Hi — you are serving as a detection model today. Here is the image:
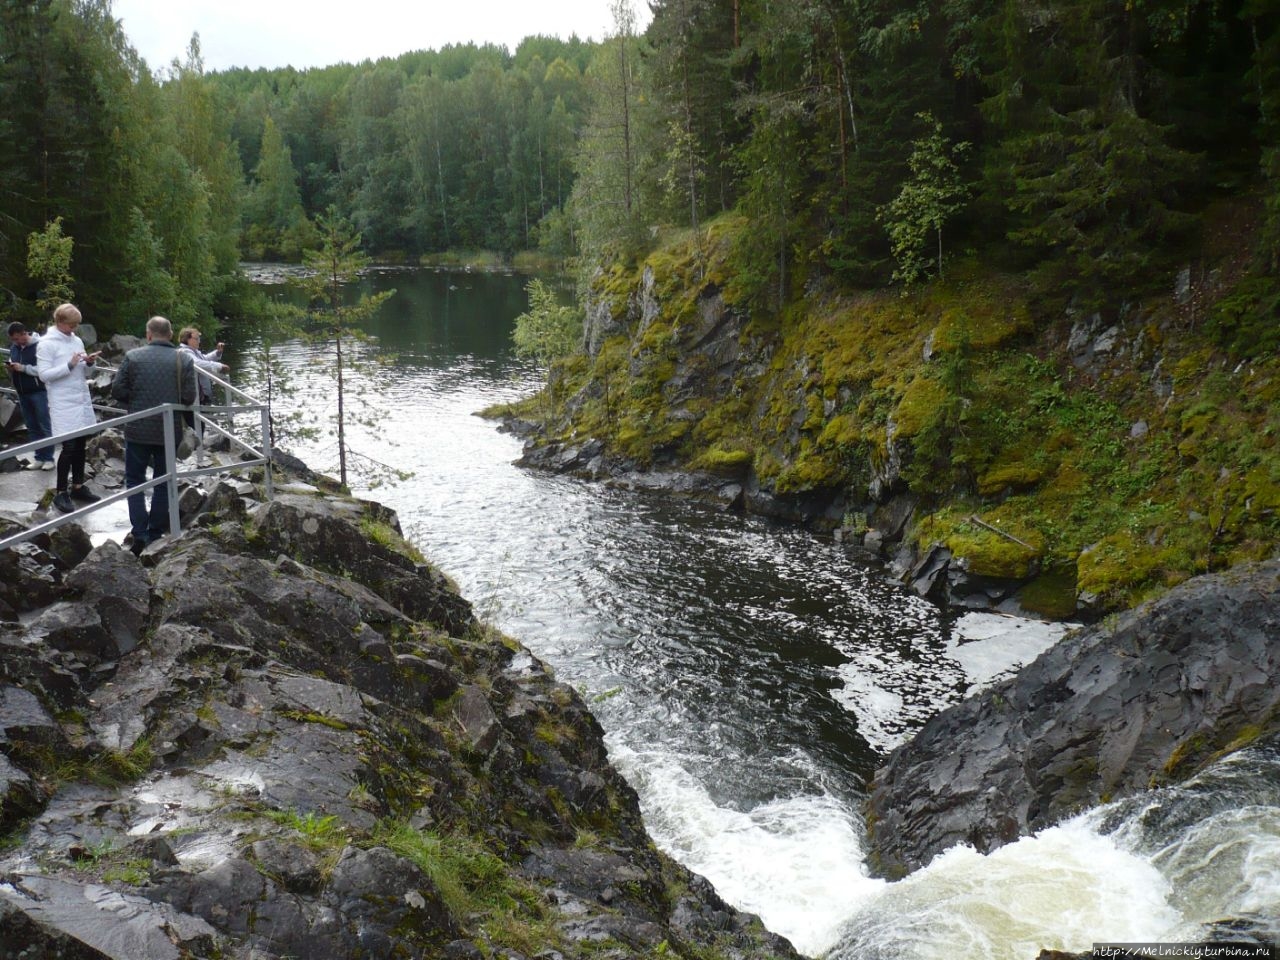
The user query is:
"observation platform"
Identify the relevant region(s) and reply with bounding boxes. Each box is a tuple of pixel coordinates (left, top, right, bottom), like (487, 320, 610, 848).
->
(0, 457, 131, 547)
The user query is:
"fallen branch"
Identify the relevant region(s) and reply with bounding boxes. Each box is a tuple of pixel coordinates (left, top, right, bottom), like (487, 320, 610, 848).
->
(969, 514, 1036, 551)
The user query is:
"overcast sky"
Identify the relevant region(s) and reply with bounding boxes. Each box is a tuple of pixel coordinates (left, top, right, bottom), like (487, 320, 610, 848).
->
(112, 0, 649, 73)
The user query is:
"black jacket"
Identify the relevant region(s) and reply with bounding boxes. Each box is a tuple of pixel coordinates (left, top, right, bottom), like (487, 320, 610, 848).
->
(8, 336, 46, 395)
(110, 341, 197, 445)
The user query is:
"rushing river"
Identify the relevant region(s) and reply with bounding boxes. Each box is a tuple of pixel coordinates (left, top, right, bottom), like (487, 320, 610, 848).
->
(228, 267, 1280, 957)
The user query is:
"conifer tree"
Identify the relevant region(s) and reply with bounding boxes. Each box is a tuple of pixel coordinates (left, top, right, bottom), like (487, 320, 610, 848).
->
(292, 209, 396, 489)
(248, 116, 314, 260)
(570, 0, 651, 267)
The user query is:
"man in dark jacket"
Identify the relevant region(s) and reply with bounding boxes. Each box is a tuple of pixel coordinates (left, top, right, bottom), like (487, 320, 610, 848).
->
(6, 322, 55, 468)
(110, 316, 197, 556)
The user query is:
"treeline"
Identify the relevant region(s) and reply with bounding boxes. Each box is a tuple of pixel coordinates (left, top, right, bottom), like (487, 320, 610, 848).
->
(0, 0, 242, 329)
(611, 0, 1279, 324)
(1, 0, 1277, 338)
(0, 0, 597, 330)
(212, 35, 594, 260)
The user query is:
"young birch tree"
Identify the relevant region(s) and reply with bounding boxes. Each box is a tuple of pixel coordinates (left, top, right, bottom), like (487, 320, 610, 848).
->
(26, 217, 75, 312)
(880, 112, 970, 286)
(512, 278, 581, 424)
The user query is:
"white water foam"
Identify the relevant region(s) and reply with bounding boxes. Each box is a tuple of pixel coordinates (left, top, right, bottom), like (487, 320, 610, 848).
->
(831, 612, 1075, 753)
(605, 738, 881, 957)
(1151, 806, 1280, 919)
(945, 612, 1076, 691)
(831, 817, 1186, 960)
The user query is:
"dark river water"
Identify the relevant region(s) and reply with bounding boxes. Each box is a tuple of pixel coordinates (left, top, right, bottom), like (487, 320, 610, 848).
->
(229, 266, 1280, 958)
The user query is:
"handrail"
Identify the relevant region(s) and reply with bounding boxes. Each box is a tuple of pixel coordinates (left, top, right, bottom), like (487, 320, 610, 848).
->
(0, 374, 275, 551)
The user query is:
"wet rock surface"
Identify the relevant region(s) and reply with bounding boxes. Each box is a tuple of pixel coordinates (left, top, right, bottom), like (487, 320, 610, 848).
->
(866, 560, 1280, 879)
(0, 487, 794, 959)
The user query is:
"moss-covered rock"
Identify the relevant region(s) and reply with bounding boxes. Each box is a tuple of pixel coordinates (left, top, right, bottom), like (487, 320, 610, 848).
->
(510, 212, 1280, 618)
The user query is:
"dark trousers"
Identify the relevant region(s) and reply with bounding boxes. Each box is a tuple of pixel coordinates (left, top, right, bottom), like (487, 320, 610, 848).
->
(56, 435, 87, 491)
(16, 391, 54, 462)
(124, 441, 171, 545)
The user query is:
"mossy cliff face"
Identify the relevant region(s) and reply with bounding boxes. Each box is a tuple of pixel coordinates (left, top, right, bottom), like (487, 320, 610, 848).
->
(0, 485, 795, 960)
(508, 217, 1279, 618)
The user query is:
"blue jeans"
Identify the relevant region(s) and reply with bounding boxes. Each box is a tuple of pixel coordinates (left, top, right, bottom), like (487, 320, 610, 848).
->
(16, 391, 54, 462)
(124, 442, 171, 545)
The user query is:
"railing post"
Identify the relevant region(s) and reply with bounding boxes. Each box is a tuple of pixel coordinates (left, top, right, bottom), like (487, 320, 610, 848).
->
(192, 386, 203, 449)
(4, 374, 275, 553)
(163, 405, 180, 539)
(261, 404, 274, 501)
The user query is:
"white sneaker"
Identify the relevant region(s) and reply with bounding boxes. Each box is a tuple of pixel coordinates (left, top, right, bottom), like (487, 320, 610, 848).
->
(39, 461, 55, 471)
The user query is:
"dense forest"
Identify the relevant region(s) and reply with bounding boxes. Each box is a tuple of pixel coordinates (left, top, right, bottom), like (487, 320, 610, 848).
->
(0, 0, 1277, 342)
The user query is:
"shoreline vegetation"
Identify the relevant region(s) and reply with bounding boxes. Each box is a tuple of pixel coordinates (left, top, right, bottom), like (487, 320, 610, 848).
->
(1, 0, 1274, 622)
(493, 206, 1278, 623)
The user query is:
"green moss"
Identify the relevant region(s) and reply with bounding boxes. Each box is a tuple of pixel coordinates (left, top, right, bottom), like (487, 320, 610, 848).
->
(529, 213, 1280, 618)
(688, 446, 753, 477)
(915, 509, 1041, 579)
(277, 708, 352, 731)
(933, 298, 1031, 352)
(378, 820, 553, 951)
(817, 412, 864, 448)
(1219, 722, 1269, 756)
(892, 376, 950, 438)
(1161, 733, 1211, 781)
(775, 446, 847, 493)
(977, 456, 1050, 496)
(102, 859, 152, 885)
(16, 737, 156, 790)
(360, 518, 427, 564)
(1014, 565, 1080, 619)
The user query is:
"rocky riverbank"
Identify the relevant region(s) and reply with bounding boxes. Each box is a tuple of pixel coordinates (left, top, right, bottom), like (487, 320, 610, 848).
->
(0, 478, 796, 960)
(495, 221, 1279, 623)
(865, 559, 1280, 881)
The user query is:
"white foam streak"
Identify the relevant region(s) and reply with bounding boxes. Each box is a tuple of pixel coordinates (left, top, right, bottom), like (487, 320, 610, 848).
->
(946, 612, 1075, 691)
(832, 818, 1185, 960)
(1143, 806, 1280, 921)
(607, 739, 880, 956)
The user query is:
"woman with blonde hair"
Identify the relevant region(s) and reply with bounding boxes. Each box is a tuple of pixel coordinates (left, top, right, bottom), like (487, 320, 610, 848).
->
(35, 303, 101, 513)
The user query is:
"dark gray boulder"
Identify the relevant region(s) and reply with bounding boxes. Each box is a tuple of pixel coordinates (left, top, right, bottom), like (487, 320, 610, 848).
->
(250, 497, 475, 635)
(0, 488, 797, 960)
(866, 560, 1280, 878)
(0, 752, 41, 825)
(0, 874, 217, 960)
(65, 542, 150, 657)
(30, 601, 118, 664)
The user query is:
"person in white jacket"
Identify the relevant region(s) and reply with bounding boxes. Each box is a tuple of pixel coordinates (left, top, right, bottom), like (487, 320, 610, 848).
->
(35, 303, 102, 514)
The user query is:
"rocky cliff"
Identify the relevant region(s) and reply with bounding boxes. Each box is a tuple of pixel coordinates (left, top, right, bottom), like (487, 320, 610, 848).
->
(498, 217, 1279, 621)
(864, 559, 1280, 879)
(0, 482, 795, 960)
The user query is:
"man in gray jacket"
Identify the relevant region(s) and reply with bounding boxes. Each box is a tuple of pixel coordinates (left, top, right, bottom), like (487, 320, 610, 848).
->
(110, 316, 197, 555)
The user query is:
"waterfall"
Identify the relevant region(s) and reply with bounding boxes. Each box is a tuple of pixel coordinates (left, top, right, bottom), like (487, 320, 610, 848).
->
(829, 742, 1280, 959)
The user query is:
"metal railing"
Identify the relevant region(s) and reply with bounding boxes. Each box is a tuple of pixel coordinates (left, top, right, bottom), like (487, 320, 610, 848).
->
(0, 370, 274, 552)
